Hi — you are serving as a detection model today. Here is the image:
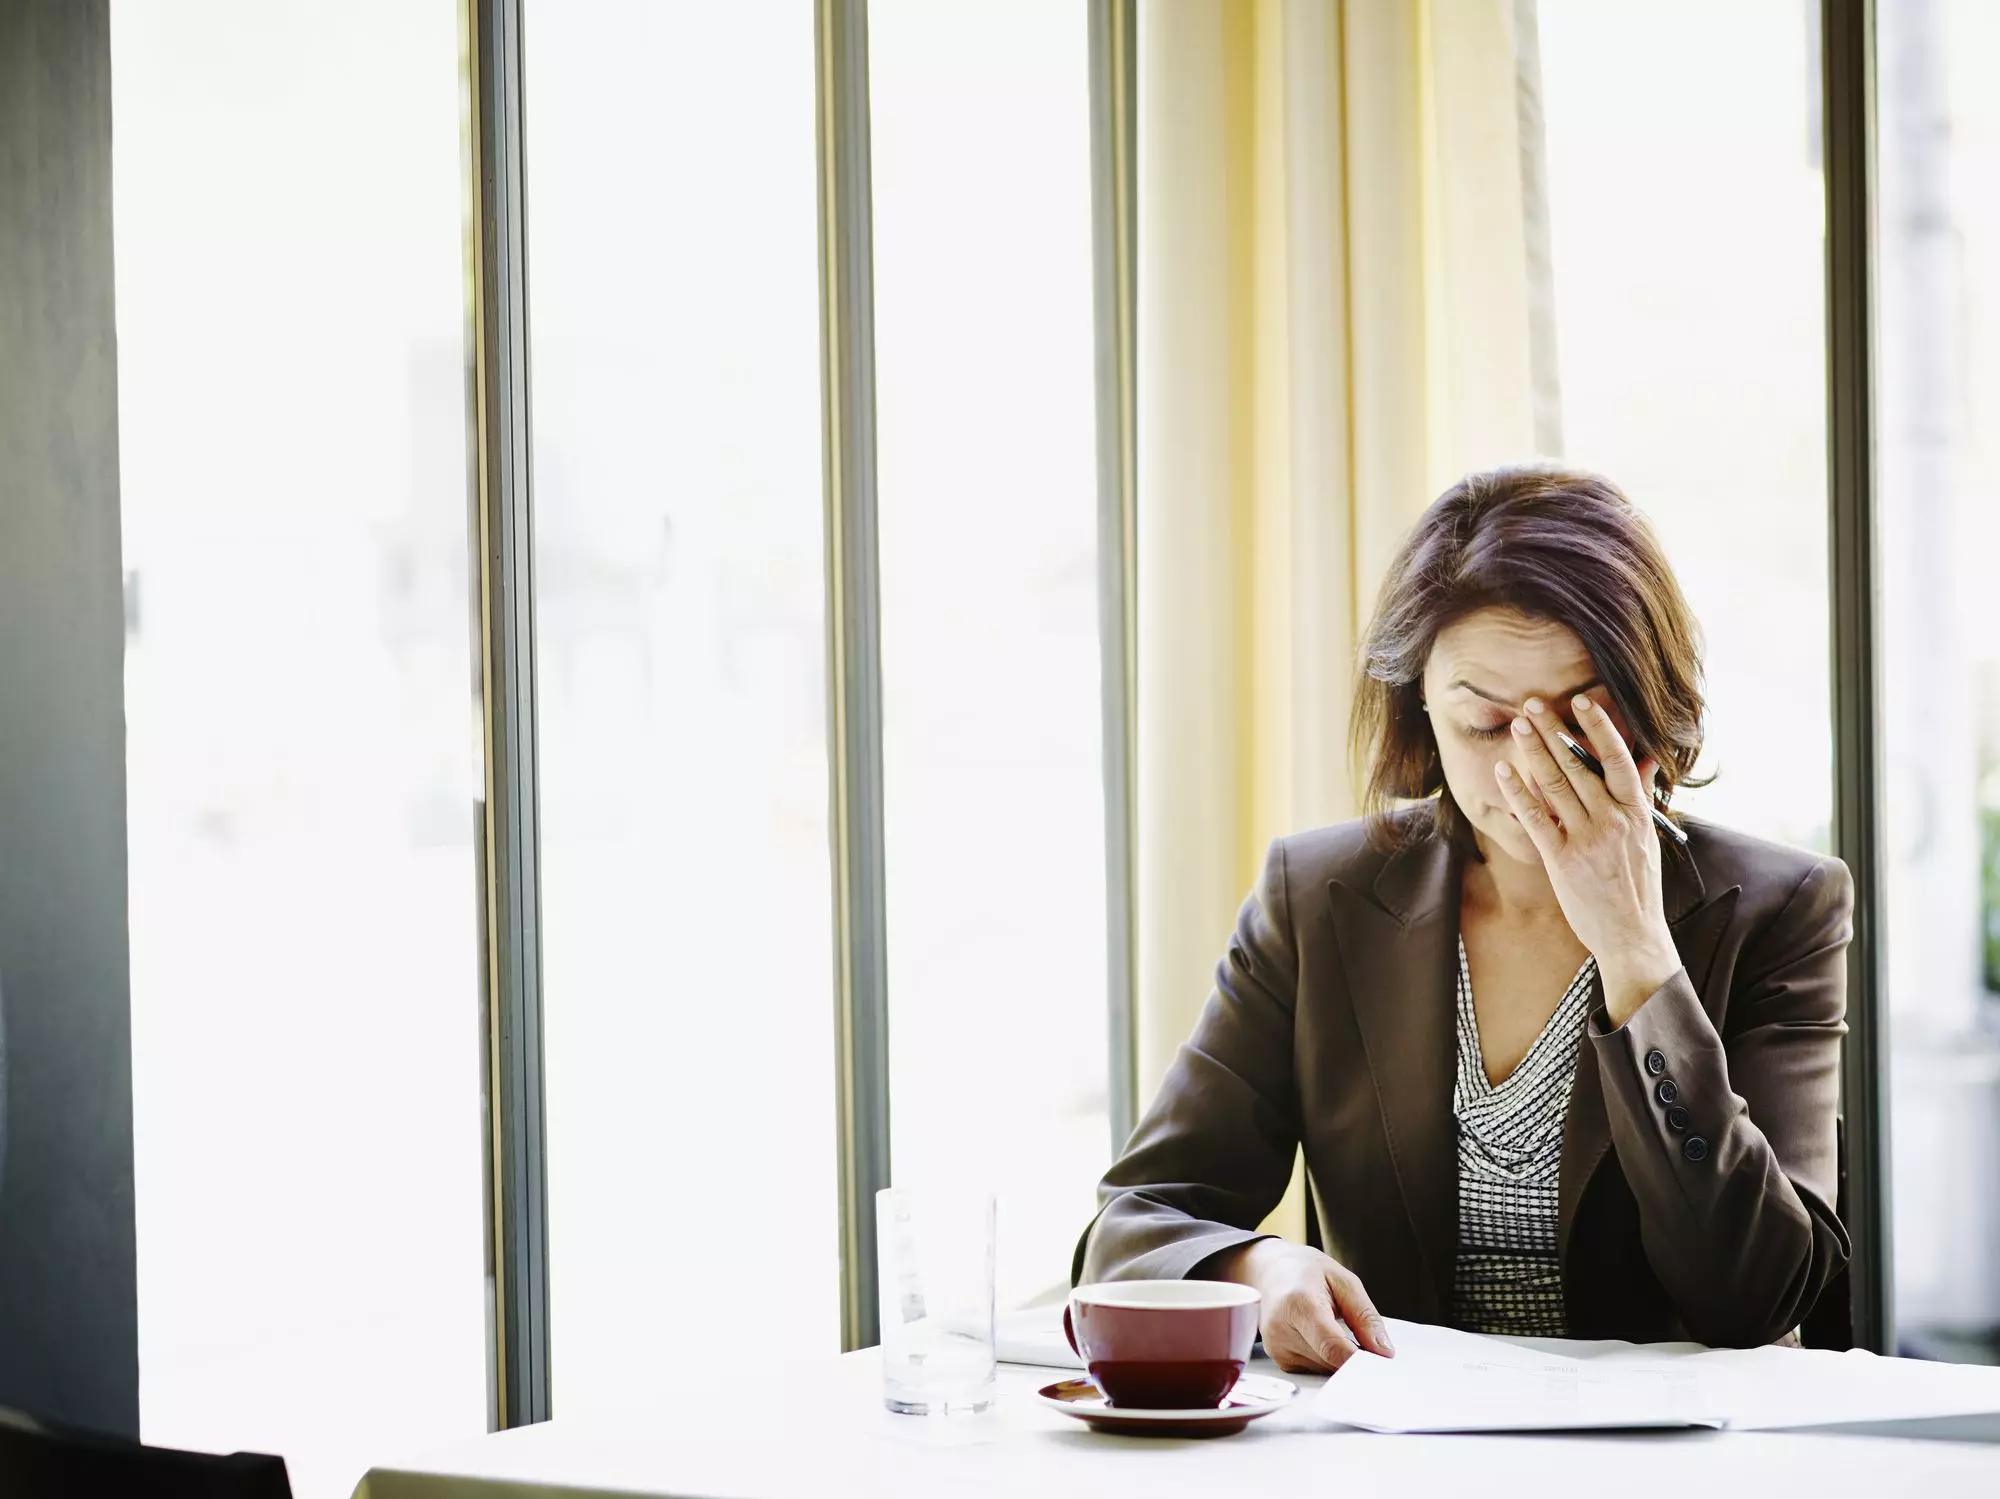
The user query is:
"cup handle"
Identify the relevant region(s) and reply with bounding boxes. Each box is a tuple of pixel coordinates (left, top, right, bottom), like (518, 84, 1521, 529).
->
(1062, 1302, 1079, 1358)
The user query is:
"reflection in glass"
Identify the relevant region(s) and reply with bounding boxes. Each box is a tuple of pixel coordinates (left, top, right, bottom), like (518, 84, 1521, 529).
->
(521, 0, 841, 1411)
(111, 2, 488, 1493)
(1537, 0, 1830, 851)
(869, 0, 1110, 1310)
(1876, 0, 2000, 1364)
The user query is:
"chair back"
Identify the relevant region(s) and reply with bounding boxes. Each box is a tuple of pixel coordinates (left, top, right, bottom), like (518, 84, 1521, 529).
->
(0, 1408, 293, 1498)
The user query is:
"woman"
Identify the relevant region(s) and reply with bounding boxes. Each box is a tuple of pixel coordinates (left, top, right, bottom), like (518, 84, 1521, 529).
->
(1073, 465, 1851, 1370)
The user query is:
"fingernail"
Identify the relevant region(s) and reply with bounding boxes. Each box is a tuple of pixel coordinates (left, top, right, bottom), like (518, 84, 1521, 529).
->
(1524, 697, 1544, 715)
(1496, 762, 1514, 780)
(1512, 717, 1533, 736)
(1574, 695, 1594, 715)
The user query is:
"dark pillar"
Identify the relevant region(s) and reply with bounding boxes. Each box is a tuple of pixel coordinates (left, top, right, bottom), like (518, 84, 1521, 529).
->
(0, 0, 140, 1435)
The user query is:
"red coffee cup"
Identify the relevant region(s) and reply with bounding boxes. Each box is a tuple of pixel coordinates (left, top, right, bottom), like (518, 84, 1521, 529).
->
(1063, 1280, 1261, 1409)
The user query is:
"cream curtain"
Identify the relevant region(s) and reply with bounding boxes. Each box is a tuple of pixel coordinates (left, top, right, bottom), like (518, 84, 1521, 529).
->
(1134, 0, 1560, 1236)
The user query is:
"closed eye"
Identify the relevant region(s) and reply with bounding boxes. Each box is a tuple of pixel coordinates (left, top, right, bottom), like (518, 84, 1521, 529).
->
(1463, 723, 1512, 740)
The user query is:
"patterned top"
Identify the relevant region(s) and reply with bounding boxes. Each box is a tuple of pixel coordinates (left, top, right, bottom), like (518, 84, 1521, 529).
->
(1451, 934, 1597, 1337)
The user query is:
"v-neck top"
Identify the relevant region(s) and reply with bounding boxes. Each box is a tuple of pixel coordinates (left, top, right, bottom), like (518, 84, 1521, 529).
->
(1451, 933, 1597, 1337)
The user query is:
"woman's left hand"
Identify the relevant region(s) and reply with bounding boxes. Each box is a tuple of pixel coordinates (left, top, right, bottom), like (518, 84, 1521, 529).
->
(1492, 693, 1684, 1025)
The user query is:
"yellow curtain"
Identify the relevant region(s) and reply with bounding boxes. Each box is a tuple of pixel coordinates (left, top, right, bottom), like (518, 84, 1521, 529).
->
(1134, 0, 1557, 1236)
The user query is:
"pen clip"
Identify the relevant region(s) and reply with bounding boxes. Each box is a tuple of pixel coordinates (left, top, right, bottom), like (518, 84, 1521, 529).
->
(1553, 729, 1602, 775)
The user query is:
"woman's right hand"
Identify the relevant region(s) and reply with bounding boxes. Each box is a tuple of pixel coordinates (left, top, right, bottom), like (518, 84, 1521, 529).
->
(1208, 1238, 1396, 1372)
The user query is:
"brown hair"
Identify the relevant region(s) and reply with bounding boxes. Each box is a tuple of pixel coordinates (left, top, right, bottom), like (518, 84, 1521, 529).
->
(1351, 463, 1710, 856)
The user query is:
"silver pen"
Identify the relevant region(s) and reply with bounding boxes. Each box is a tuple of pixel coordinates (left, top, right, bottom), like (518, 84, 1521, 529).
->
(1552, 728, 1690, 847)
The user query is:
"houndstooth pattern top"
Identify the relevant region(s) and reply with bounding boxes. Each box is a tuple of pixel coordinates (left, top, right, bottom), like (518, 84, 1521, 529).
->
(1451, 933, 1597, 1337)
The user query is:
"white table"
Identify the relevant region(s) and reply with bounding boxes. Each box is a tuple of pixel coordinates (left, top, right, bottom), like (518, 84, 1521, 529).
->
(352, 1349, 2000, 1499)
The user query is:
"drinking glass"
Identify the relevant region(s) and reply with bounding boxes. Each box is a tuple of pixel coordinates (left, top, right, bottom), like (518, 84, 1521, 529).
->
(875, 1187, 996, 1415)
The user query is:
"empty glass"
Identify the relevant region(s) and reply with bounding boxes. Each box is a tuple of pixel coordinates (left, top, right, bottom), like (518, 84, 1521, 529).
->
(875, 1187, 996, 1415)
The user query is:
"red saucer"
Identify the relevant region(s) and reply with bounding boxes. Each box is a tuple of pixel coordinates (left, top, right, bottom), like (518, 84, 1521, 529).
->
(1033, 1373, 1297, 1438)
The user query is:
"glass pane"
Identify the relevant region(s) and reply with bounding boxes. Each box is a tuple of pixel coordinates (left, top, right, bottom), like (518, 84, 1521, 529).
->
(521, 0, 841, 1411)
(1875, 0, 2000, 1364)
(110, 2, 488, 1493)
(1536, 0, 1831, 851)
(869, 0, 1110, 1309)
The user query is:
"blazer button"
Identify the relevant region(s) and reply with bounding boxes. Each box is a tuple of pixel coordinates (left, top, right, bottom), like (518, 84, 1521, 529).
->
(1655, 1078, 1679, 1106)
(1645, 1048, 1667, 1077)
(1683, 1135, 1710, 1163)
(1666, 1105, 1691, 1132)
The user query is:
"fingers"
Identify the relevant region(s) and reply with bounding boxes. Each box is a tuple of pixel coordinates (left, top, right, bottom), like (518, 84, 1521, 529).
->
(1312, 1329, 1361, 1371)
(1269, 1322, 1357, 1374)
(1570, 694, 1649, 810)
(1260, 1261, 1395, 1374)
(1323, 1263, 1395, 1358)
(1264, 1284, 1361, 1374)
(1514, 698, 1609, 821)
(1493, 759, 1563, 859)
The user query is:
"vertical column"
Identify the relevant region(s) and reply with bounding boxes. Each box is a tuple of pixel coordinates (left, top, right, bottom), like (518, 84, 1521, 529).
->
(0, 0, 140, 1435)
(1821, 0, 1893, 1355)
(817, 0, 893, 1353)
(469, 0, 553, 1424)
(1090, 0, 1140, 1156)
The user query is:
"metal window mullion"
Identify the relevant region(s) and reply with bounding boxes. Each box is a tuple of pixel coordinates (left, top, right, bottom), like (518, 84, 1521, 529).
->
(1088, 0, 1139, 1156)
(1821, 0, 1893, 1355)
(817, 0, 893, 1355)
(468, 0, 552, 1423)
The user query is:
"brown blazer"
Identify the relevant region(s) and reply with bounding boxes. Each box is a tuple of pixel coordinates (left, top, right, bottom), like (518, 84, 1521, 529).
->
(1075, 803, 1853, 1348)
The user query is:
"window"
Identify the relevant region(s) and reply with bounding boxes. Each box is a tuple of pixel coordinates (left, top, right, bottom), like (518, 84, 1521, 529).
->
(1537, 0, 1831, 852)
(868, 0, 1111, 1311)
(1875, 0, 2000, 1362)
(111, 2, 488, 1492)
(520, 0, 843, 1412)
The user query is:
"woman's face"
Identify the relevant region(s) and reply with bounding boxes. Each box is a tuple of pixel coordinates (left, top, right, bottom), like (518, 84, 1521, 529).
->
(1420, 607, 1635, 866)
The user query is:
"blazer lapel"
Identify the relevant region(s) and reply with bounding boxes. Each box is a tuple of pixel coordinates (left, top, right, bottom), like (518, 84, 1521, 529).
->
(1328, 832, 1462, 1320)
(1557, 837, 1743, 1269)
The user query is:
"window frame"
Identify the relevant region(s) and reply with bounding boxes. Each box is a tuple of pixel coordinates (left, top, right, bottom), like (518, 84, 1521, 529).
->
(460, 0, 1895, 1429)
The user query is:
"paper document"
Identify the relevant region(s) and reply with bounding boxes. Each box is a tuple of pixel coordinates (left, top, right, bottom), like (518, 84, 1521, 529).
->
(1311, 1317, 2000, 1434)
(1313, 1321, 1727, 1432)
(993, 1306, 1085, 1370)
(1687, 1342, 2000, 1431)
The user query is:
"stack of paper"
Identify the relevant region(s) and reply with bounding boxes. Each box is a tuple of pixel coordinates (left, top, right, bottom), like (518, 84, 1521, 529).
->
(1311, 1318, 2000, 1434)
(994, 1306, 1087, 1370)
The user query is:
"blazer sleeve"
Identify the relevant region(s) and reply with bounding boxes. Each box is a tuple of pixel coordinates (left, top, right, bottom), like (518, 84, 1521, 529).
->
(1588, 855, 1854, 1347)
(1072, 838, 1303, 1285)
